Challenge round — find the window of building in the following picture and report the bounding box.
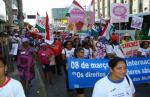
[143,0,150,12]
[110,0,115,4]
[133,9,136,12]
[116,0,122,3]
[132,0,139,13]
[144,7,148,11]
[124,0,128,3]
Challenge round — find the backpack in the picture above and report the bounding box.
[125,75,130,85]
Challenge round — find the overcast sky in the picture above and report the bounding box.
[23,0,91,15]
[23,0,91,25]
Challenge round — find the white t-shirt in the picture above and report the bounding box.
[62,48,75,58]
[106,44,125,58]
[92,75,135,97]
[0,78,26,97]
[138,47,150,56]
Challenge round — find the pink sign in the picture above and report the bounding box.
[110,3,129,23]
[68,9,85,23]
[85,11,95,24]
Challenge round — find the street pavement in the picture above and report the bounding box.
[9,62,150,97]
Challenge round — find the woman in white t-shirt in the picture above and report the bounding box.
[82,41,93,59]
[92,57,135,97]
[106,34,125,58]
[62,40,75,96]
[137,41,150,57]
[0,57,26,97]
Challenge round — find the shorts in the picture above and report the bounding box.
[76,88,84,94]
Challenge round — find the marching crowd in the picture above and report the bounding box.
[0,28,150,97]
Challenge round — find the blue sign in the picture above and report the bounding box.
[68,57,150,89]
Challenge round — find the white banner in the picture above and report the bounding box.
[110,3,129,23]
[131,16,143,30]
[120,41,140,57]
[9,43,18,55]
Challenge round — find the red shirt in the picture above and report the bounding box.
[52,41,62,56]
[38,48,54,65]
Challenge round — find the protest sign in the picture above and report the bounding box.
[131,16,143,30]
[68,58,109,89]
[68,57,150,89]
[85,11,95,25]
[68,9,85,23]
[120,41,140,57]
[110,3,129,23]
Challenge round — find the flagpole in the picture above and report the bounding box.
[119,22,121,43]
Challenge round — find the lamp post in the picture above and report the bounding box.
[17,0,24,34]
[0,32,13,72]
[3,0,13,32]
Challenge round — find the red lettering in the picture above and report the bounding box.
[126,50,138,56]
[122,41,139,48]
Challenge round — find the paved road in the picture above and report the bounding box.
[9,63,150,97]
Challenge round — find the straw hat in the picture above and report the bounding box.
[123,32,130,37]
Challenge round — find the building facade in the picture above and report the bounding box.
[94,0,150,32]
[2,0,23,32]
[94,0,150,19]
[51,8,69,24]
[0,0,6,32]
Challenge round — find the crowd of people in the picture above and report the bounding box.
[0,27,149,97]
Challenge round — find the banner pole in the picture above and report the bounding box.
[119,22,121,43]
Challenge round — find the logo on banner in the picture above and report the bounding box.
[68,9,85,23]
[110,3,129,23]
[131,16,143,30]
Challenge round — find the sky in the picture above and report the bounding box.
[23,0,91,25]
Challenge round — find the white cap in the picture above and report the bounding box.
[40,43,47,46]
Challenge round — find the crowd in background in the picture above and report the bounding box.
[0,27,149,97]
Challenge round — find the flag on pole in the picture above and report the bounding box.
[87,0,95,11]
[45,12,54,45]
[91,0,94,6]
[68,0,84,12]
[101,20,114,40]
[35,12,45,33]
[45,12,50,40]
[37,12,40,16]
[91,25,99,38]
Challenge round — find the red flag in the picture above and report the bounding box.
[37,12,40,16]
[87,0,95,11]
[91,0,95,6]
[45,12,50,40]
[73,0,84,11]
[68,0,84,12]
